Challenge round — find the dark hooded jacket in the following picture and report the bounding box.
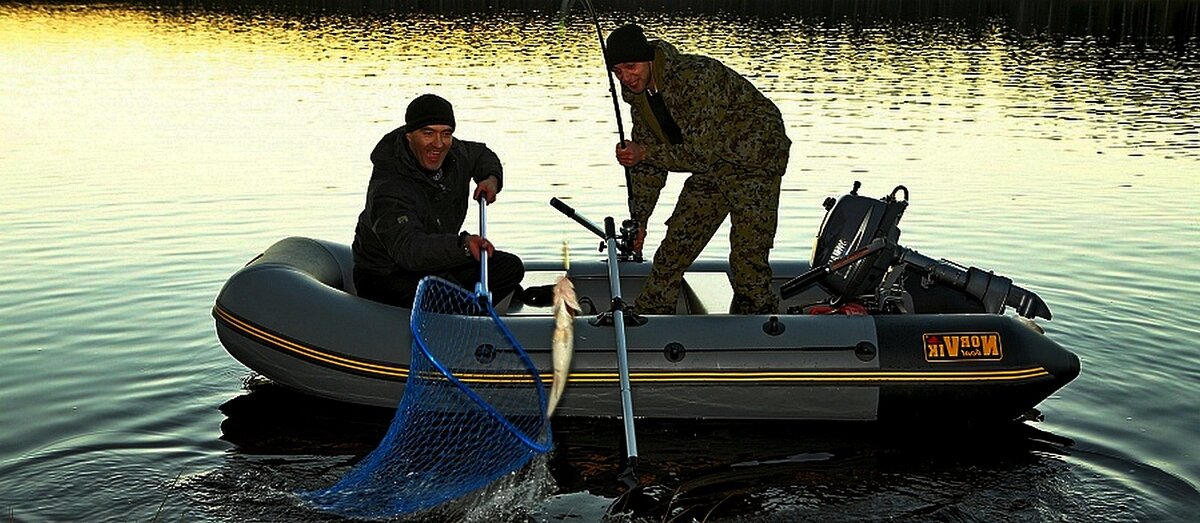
[352,126,503,277]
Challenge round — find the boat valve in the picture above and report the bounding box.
[474,343,497,364]
[664,342,686,363]
[855,341,878,362]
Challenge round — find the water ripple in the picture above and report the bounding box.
[1,2,1198,521]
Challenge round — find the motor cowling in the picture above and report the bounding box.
[808,182,908,302]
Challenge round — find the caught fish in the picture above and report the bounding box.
[547,275,580,416]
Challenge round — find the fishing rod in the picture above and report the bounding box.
[566,0,642,262]
[579,0,629,146]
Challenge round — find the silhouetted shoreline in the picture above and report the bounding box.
[13,0,1200,41]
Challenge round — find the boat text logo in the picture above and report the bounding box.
[923,332,1003,362]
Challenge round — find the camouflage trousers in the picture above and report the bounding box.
[634,169,783,315]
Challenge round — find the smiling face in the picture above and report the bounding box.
[611,61,653,94]
[405,124,454,171]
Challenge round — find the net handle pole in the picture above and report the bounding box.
[477,197,491,303]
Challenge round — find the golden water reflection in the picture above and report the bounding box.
[1,4,1199,520]
[2,2,1197,255]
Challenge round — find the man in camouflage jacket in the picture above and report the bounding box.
[605,24,791,314]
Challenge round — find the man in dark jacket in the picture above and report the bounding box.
[605,24,791,315]
[352,94,524,307]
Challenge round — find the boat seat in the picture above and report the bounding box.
[511,270,760,316]
[620,275,691,315]
[681,271,733,315]
[507,272,691,316]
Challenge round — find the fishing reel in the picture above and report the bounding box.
[617,219,643,263]
[549,198,643,263]
[597,218,643,263]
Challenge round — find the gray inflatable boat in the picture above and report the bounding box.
[214,185,1079,422]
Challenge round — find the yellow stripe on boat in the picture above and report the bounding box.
[215,304,1051,386]
[214,305,409,379]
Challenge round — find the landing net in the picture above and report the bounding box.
[300,276,552,519]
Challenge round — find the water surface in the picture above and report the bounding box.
[1,1,1198,521]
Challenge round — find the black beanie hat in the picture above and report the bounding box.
[605,24,655,68]
[405,94,456,131]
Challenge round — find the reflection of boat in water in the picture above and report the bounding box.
[217,378,1084,521]
[218,377,1197,523]
[213,184,1080,423]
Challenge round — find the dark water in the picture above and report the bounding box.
[1,1,1198,521]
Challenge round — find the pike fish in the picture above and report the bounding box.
[547,275,580,416]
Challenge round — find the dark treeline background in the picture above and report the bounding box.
[14,0,1198,42]
[52,0,1196,41]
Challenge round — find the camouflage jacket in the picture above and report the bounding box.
[623,40,791,227]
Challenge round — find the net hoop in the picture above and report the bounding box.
[411,276,551,453]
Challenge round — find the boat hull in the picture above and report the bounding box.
[214,237,1079,422]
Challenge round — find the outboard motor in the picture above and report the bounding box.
[781,182,1052,320]
[807,181,908,302]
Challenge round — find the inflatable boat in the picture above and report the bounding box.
[213,184,1080,422]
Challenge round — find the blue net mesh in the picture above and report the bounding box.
[299,276,552,519]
